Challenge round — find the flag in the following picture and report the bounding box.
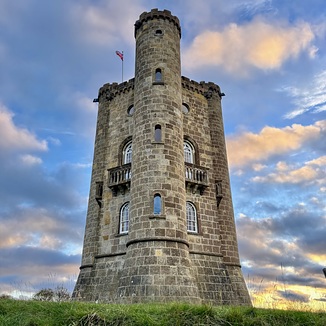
[116,51,123,61]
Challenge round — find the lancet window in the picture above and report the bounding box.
[186,201,198,233]
[119,202,129,234]
[184,140,194,164]
[123,142,132,164]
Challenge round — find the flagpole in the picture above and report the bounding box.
[116,50,124,83]
[122,51,124,82]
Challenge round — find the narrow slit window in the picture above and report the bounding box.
[155,68,162,82]
[153,194,162,215]
[154,124,162,142]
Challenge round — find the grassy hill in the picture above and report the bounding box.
[1,299,326,326]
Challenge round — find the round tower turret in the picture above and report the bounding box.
[116,9,200,303]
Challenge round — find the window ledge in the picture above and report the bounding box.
[149,214,166,220]
[187,231,200,235]
[115,233,128,237]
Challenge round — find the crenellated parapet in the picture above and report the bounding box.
[97,78,135,102]
[134,8,181,38]
[94,77,224,102]
[181,76,225,99]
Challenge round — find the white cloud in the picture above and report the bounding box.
[70,92,98,138]
[70,2,144,46]
[227,120,325,168]
[281,70,326,119]
[20,154,43,165]
[0,104,47,152]
[307,156,326,167]
[237,0,274,15]
[183,18,316,75]
[47,137,61,146]
[71,162,92,169]
[75,93,97,115]
[252,163,267,171]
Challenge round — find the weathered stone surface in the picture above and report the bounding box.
[73,8,251,306]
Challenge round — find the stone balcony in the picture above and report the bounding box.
[185,163,208,194]
[108,162,209,196]
[108,163,131,196]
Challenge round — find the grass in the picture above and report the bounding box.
[0,299,326,326]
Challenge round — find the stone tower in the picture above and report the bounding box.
[73,9,251,306]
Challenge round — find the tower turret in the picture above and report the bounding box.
[116,9,200,303]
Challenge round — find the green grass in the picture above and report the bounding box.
[0,299,325,326]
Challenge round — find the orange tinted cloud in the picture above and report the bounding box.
[252,163,316,184]
[183,18,316,75]
[252,156,326,184]
[0,208,76,250]
[226,120,325,168]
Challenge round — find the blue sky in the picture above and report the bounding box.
[0,0,325,307]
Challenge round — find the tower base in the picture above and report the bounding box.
[73,250,251,305]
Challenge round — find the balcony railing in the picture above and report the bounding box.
[108,163,131,195]
[107,162,209,196]
[185,163,208,194]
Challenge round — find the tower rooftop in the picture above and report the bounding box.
[134,8,181,38]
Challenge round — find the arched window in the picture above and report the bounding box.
[186,202,198,233]
[119,202,129,234]
[155,68,162,82]
[153,194,162,215]
[184,141,194,164]
[154,124,162,142]
[123,142,132,164]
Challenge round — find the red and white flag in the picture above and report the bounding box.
[116,51,123,61]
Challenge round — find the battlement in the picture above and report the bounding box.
[96,77,223,102]
[134,8,181,38]
[181,76,224,98]
[98,78,135,101]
